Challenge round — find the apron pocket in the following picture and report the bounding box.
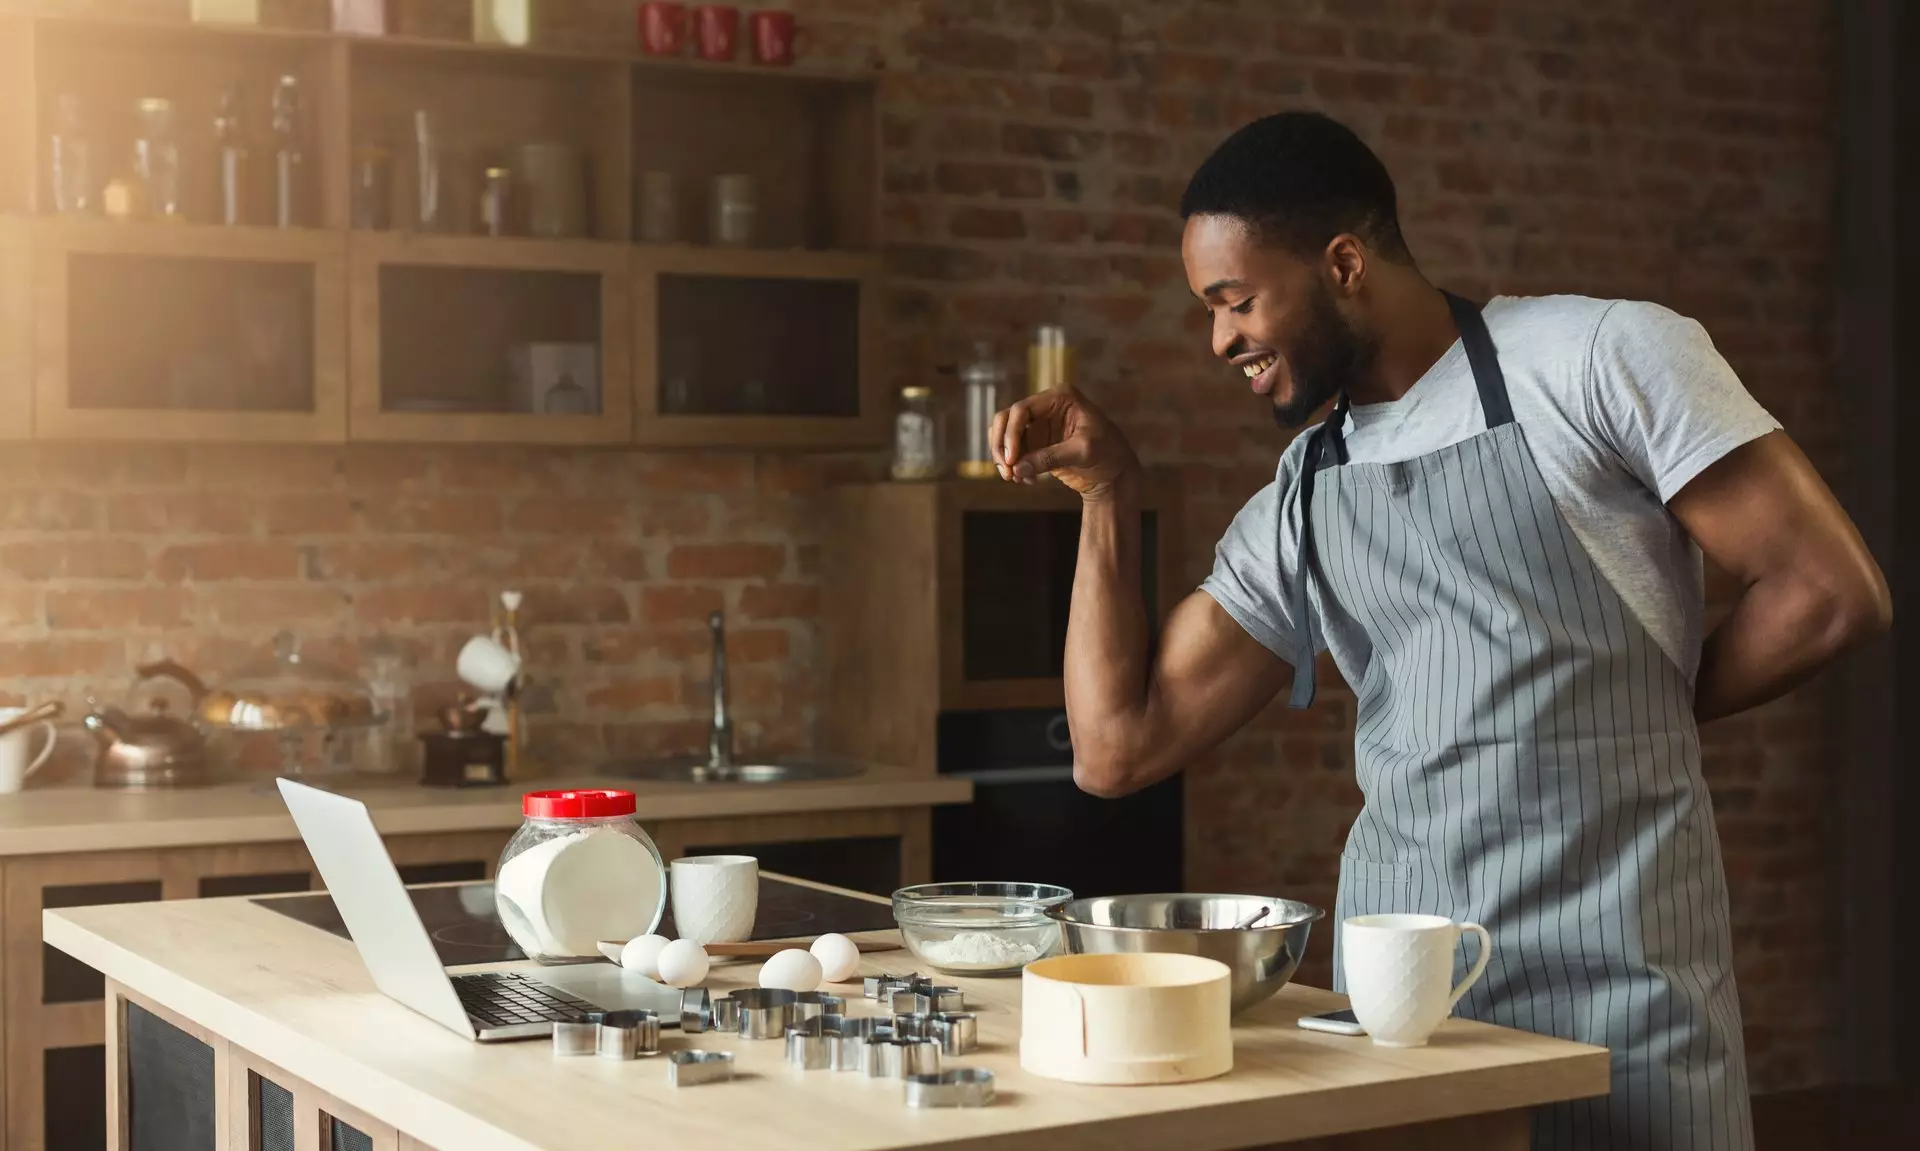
[1338,854,1414,885]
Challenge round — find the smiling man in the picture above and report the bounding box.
[989,112,1890,1150]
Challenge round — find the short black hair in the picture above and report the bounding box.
[1179,111,1412,263]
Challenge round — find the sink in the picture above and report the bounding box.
[607,756,866,784]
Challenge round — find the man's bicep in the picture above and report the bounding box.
[1148,590,1293,756]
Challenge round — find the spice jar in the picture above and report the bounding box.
[132,97,183,221]
[958,341,1005,479]
[353,145,393,230]
[1028,323,1074,395]
[480,166,513,236]
[710,173,756,247]
[891,385,939,482]
[495,789,667,962]
[49,93,93,215]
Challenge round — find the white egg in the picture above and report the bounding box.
[758,947,824,993]
[809,933,861,983]
[655,939,711,988]
[619,934,671,978]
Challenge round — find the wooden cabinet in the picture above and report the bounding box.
[633,246,885,449]
[347,232,632,444]
[0,217,26,439]
[4,13,882,450]
[30,218,348,441]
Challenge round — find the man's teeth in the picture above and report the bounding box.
[1242,356,1276,379]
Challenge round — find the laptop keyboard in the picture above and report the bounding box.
[451,972,597,1029]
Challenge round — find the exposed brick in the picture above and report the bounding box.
[354,586,485,626]
[1035,209,1091,244]
[106,495,255,535]
[641,584,725,625]
[665,543,786,581]
[262,494,354,535]
[901,26,1020,72]
[0,586,39,628]
[505,498,627,537]
[949,206,1027,240]
[1275,22,1348,57]
[45,588,191,630]
[156,542,301,582]
[0,491,97,531]
[201,585,348,627]
[0,540,149,581]
[888,245,1002,281]
[1048,84,1095,119]
[522,585,632,625]
[0,639,120,678]
[739,584,821,621]
[585,677,683,710]
[1002,123,1104,162]
[934,161,1047,199]
[726,627,791,663]
[360,496,503,536]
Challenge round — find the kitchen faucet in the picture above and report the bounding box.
[706,611,734,769]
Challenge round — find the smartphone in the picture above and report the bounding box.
[1296,1008,1367,1036]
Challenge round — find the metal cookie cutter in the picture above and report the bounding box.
[732,988,798,1039]
[890,1013,932,1040]
[679,988,716,1034]
[711,994,742,1032]
[831,1017,891,1072]
[792,991,846,1022]
[786,1019,832,1070]
[597,1010,660,1060]
[863,972,917,1000]
[929,1012,978,1055]
[551,1014,600,1057]
[867,1036,940,1080]
[667,1050,736,1087]
[891,985,965,1015]
[905,1068,996,1109]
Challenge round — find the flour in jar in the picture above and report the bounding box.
[494,828,662,959]
[918,930,1045,970]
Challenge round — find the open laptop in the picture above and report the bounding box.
[277,778,683,1041]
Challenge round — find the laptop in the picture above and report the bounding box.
[276,778,684,1042]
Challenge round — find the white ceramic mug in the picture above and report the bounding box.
[0,708,59,795]
[669,855,758,945]
[1342,913,1492,1048]
[456,635,521,695]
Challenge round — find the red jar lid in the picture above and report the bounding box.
[521,789,637,819]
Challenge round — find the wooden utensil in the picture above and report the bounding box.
[0,701,62,739]
[1021,953,1234,1085]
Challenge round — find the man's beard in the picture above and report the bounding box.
[1271,282,1377,429]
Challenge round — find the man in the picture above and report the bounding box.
[990,112,1889,1150]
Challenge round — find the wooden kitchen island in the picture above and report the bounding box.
[1,770,968,1150]
[45,880,1608,1151]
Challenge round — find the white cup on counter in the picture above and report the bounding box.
[1341,913,1492,1048]
[669,855,758,944]
[0,708,59,795]
[456,635,521,695]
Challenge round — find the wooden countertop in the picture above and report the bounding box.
[0,768,971,856]
[46,890,1608,1150]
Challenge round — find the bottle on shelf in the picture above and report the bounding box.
[212,86,250,226]
[133,97,184,221]
[1028,323,1074,396]
[270,74,306,228]
[890,385,939,482]
[48,93,94,215]
[958,341,1007,479]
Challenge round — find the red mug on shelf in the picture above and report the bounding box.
[749,9,794,65]
[695,5,740,61]
[639,2,688,55]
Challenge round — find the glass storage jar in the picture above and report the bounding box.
[890,385,939,481]
[496,789,667,962]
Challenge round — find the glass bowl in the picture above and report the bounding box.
[890,882,1074,976]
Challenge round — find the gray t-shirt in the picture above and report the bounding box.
[1201,294,1779,683]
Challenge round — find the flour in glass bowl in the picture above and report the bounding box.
[917,930,1046,971]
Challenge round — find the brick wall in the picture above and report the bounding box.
[2,0,1843,1091]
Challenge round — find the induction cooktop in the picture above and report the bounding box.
[255,876,899,968]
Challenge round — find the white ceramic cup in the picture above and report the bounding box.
[669,855,758,945]
[1342,913,1492,1048]
[0,708,59,795]
[456,635,521,695]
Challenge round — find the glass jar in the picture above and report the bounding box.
[958,340,1006,479]
[891,385,939,481]
[200,632,384,776]
[359,650,412,774]
[496,789,667,962]
[711,173,756,247]
[132,97,183,221]
[1028,323,1075,396]
[480,165,513,236]
[49,93,93,215]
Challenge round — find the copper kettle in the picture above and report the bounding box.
[83,688,210,790]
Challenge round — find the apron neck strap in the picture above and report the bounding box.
[1442,291,1514,429]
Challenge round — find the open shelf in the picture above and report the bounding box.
[0,15,33,216]
[30,216,346,441]
[633,245,885,448]
[349,36,630,240]
[346,230,632,443]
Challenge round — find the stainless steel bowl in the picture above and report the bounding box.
[1047,894,1324,1014]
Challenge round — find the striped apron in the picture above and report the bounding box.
[1288,293,1752,1150]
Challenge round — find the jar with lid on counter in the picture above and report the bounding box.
[496,789,666,962]
[891,385,939,481]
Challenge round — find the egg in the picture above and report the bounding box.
[758,947,824,993]
[809,933,861,983]
[619,934,671,978]
[655,939,711,988]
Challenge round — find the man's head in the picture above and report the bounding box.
[1180,112,1414,426]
